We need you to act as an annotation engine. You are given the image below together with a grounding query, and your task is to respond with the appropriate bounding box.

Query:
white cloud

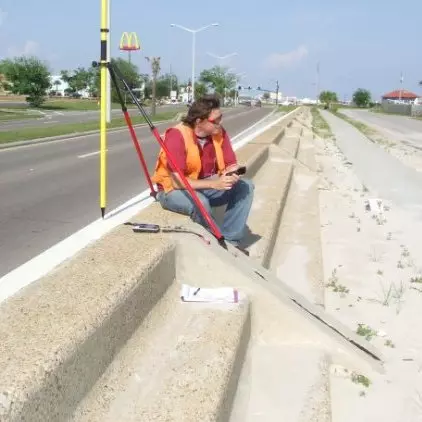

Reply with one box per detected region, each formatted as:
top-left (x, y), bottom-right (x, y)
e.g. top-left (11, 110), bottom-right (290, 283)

top-left (264, 45), bottom-right (309, 70)
top-left (0, 8), bottom-right (7, 27)
top-left (8, 40), bottom-right (40, 57)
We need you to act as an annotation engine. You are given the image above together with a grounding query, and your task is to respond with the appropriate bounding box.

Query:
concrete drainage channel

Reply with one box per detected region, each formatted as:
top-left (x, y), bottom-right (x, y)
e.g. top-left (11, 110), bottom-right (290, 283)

top-left (0, 108), bottom-right (383, 421)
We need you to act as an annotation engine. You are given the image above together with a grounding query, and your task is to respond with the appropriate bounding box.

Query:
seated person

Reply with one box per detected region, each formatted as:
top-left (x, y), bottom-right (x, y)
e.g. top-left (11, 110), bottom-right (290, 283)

top-left (151, 94), bottom-right (254, 253)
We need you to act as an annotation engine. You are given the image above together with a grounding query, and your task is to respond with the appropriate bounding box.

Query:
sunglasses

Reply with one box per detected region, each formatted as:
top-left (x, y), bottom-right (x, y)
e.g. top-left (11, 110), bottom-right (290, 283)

top-left (207, 114), bottom-right (223, 125)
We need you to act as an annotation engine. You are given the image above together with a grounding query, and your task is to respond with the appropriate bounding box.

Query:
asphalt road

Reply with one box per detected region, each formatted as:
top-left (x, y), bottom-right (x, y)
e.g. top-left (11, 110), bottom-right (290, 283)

top-left (0, 104), bottom-right (187, 132)
top-left (0, 106), bottom-right (273, 277)
top-left (321, 110), bottom-right (422, 214)
top-left (340, 108), bottom-right (422, 151)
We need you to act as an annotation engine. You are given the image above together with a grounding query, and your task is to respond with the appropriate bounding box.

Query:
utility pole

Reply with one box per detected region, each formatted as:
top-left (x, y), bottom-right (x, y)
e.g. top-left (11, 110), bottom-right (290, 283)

top-left (169, 64), bottom-right (172, 96)
top-left (275, 80), bottom-right (279, 105)
top-left (316, 61), bottom-right (320, 103)
top-left (399, 71), bottom-right (403, 102)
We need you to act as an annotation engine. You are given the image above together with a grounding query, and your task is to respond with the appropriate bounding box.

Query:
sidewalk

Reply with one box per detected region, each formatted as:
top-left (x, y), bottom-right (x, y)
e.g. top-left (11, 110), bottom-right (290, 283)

top-left (321, 110), bottom-right (422, 216)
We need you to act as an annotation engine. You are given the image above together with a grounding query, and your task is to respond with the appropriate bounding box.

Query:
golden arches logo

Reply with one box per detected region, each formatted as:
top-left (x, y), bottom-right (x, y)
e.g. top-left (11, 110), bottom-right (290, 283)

top-left (119, 32), bottom-right (141, 51)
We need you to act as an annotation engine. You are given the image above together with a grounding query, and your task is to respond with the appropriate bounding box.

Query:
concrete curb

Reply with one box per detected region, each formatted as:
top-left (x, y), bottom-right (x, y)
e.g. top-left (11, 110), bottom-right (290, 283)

top-left (0, 118), bottom-right (175, 150)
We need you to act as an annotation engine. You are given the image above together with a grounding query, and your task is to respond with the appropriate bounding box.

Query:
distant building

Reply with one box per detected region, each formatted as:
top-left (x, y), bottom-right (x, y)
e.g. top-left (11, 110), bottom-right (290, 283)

top-left (382, 89), bottom-right (419, 104)
top-left (48, 75), bottom-right (91, 98)
top-left (49, 75), bottom-right (68, 97)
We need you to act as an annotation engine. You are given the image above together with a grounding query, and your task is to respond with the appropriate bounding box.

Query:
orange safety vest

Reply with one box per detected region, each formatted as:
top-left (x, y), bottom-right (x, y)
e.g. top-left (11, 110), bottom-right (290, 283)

top-left (151, 123), bottom-right (226, 193)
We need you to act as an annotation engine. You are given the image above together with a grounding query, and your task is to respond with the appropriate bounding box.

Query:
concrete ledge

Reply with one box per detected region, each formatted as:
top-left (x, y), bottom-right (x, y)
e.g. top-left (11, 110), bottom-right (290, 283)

top-left (0, 232), bottom-right (177, 421)
top-left (73, 277), bottom-right (250, 422)
top-left (279, 133), bottom-right (301, 159)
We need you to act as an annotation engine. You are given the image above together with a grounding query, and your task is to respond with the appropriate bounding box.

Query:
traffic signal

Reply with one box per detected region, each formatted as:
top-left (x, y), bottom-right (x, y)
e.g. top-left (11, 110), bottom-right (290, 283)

top-left (238, 85), bottom-right (242, 90)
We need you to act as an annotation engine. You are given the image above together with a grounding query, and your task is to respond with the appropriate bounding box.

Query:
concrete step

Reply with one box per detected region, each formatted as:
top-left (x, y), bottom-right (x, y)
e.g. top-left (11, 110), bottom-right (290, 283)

top-left (230, 116), bottom-right (333, 422)
top-left (230, 346), bottom-right (331, 422)
top-left (246, 144), bottom-right (294, 267)
top-left (270, 133), bottom-right (324, 305)
top-left (73, 282), bottom-right (251, 422)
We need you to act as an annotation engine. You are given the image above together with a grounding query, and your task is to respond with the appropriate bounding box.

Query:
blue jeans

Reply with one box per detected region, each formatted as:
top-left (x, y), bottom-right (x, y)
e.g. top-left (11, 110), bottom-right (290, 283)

top-left (157, 179), bottom-right (254, 245)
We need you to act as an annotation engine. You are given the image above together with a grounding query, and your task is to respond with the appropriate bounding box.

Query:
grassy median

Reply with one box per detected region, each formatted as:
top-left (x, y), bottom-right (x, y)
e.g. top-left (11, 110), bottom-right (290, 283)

top-left (331, 109), bottom-right (378, 138)
top-left (278, 105), bottom-right (297, 113)
top-left (0, 110), bottom-right (41, 121)
top-left (0, 99), bottom-right (134, 112)
top-left (0, 111), bottom-right (177, 144)
top-left (311, 107), bottom-right (334, 139)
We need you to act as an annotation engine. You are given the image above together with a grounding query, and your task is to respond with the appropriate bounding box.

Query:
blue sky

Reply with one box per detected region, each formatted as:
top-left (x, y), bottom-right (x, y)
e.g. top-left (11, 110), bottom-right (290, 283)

top-left (0, 0), bottom-right (421, 100)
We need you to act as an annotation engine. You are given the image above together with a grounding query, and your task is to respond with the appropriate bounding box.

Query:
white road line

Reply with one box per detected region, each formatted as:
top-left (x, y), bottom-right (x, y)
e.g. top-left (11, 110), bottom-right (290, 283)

top-left (0, 108), bottom-right (295, 304)
top-left (44, 120), bottom-right (59, 124)
top-left (78, 150), bottom-right (109, 159)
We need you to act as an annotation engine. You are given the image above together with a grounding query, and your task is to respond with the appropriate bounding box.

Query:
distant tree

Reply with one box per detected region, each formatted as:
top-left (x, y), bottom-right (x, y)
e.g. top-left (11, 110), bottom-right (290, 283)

top-left (194, 82), bottom-right (208, 99)
top-left (53, 80), bottom-right (61, 94)
top-left (0, 72), bottom-right (10, 92)
top-left (155, 73), bottom-right (179, 99)
top-left (353, 88), bottom-right (371, 108)
top-left (319, 90), bottom-right (338, 108)
top-left (262, 92), bottom-right (270, 100)
top-left (60, 67), bottom-right (94, 95)
top-left (199, 66), bottom-right (238, 97)
top-left (90, 58), bottom-right (142, 103)
top-left (0, 56), bottom-right (51, 107)
top-left (228, 89), bottom-right (237, 100)
top-left (145, 56), bottom-right (161, 115)
top-left (140, 73), bottom-right (151, 100)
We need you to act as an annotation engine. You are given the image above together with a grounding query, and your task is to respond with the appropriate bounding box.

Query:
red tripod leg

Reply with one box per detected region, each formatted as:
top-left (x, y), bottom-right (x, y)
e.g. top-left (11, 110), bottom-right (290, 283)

top-left (122, 111), bottom-right (156, 198)
top-left (108, 63), bottom-right (226, 246)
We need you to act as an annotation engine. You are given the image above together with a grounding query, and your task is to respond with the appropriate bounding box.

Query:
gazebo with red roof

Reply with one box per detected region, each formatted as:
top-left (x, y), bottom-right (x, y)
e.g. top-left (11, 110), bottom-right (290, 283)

top-left (382, 89), bottom-right (418, 102)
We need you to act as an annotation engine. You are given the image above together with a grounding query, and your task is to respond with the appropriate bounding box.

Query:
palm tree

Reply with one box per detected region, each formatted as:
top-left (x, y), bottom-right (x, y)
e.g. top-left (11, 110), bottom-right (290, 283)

top-left (53, 80), bottom-right (61, 95)
top-left (145, 56), bottom-right (161, 116)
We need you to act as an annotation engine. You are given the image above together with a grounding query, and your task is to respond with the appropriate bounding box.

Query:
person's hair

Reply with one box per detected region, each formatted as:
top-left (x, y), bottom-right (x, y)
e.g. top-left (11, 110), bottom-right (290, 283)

top-left (182, 94), bottom-right (221, 127)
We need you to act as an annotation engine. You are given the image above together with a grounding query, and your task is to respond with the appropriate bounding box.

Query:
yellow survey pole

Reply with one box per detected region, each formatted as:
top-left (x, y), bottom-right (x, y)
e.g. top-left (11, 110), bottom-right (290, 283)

top-left (100, 0), bottom-right (109, 218)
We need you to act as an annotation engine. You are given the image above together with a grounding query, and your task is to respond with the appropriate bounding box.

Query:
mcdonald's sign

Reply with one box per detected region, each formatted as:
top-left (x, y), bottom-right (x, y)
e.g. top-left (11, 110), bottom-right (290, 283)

top-left (119, 32), bottom-right (141, 51)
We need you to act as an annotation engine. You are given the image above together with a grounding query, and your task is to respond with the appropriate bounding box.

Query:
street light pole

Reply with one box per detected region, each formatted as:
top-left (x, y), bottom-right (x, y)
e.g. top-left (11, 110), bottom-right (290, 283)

top-left (192, 31), bottom-right (196, 103)
top-left (171, 23), bottom-right (219, 103)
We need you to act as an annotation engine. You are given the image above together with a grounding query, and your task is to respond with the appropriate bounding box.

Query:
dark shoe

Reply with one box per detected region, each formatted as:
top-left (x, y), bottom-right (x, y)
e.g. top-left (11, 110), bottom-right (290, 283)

top-left (235, 246), bottom-right (250, 256)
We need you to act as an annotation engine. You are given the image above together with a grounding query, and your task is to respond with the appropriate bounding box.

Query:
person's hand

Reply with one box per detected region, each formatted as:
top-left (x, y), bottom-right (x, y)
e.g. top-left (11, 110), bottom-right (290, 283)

top-left (223, 164), bottom-right (240, 175)
top-left (212, 174), bottom-right (240, 190)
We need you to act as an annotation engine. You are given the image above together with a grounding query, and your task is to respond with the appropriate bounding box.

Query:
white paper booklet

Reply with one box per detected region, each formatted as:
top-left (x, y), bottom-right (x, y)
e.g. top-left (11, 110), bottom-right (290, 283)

top-left (180, 284), bottom-right (239, 303)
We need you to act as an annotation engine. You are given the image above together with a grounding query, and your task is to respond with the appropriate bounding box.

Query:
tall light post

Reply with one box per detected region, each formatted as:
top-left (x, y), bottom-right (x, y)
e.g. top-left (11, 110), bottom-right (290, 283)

top-left (170, 23), bottom-right (219, 102)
